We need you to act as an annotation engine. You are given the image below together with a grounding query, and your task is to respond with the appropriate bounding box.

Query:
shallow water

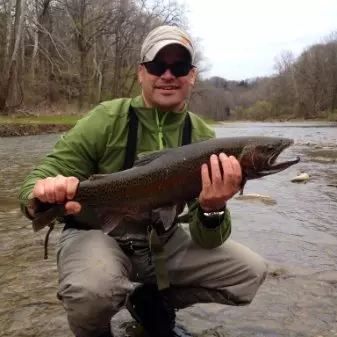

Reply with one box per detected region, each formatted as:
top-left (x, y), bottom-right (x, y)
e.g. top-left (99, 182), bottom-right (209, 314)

top-left (0, 122), bottom-right (336, 337)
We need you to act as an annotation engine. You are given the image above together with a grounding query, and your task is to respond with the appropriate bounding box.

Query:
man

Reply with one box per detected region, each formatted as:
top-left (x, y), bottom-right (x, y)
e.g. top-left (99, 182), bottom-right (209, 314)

top-left (19, 25), bottom-right (268, 337)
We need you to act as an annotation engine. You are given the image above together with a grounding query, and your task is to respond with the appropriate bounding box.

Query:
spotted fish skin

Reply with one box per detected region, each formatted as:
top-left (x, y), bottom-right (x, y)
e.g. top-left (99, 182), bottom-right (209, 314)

top-left (29, 136), bottom-right (300, 232)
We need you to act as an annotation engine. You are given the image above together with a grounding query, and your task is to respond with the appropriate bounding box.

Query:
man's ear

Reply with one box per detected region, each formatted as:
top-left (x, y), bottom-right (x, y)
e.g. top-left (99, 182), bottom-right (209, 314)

top-left (189, 67), bottom-right (197, 86)
top-left (137, 65), bottom-right (144, 84)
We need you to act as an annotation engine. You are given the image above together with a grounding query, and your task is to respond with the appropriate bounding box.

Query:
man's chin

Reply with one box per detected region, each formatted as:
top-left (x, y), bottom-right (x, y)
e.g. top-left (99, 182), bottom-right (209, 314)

top-left (154, 96), bottom-right (184, 111)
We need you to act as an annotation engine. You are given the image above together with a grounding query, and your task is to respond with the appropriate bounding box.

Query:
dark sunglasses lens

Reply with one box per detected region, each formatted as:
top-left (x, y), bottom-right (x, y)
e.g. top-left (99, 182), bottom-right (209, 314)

top-left (170, 62), bottom-right (192, 77)
top-left (144, 62), bottom-right (166, 76)
top-left (144, 62), bottom-right (192, 77)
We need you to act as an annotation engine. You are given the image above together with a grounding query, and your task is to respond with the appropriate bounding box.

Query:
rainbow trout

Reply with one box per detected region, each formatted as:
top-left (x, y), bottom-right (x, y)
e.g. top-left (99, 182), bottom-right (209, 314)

top-left (28, 136), bottom-right (300, 232)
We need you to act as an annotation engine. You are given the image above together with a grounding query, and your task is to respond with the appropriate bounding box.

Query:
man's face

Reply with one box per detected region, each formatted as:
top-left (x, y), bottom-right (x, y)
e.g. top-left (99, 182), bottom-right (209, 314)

top-left (138, 44), bottom-right (197, 111)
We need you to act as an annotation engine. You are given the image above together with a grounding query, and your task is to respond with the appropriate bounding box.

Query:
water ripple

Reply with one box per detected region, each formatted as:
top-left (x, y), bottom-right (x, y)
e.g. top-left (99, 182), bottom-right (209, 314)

top-left (1, 124), bottom-right (336, 336)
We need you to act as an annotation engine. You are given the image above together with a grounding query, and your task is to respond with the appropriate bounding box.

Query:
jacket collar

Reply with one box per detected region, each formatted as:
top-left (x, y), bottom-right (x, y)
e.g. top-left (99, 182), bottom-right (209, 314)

top-left (130, 95), bottom-right (188, 131)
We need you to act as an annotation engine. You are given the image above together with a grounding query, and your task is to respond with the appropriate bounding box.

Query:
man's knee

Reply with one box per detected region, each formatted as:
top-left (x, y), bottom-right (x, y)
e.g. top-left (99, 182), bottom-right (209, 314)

top-left (56, 229), bottom-right (135, 335)
top-left (242, 252), bottom-right (268, 293)
top-left (218, 246), bottom-right (268, 305)
top-left (59, 274), bottom-right (130, 311)
top-left (58, 274), bottom-right (133, 336)
top-left (167, 239), bottom-right (269, 309)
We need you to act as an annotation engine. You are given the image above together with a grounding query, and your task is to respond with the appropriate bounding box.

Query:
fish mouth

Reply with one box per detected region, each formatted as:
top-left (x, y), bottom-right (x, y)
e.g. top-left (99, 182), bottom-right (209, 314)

top-left (266, 156), bottom-right (301, 174)
top-left (262, 140), bottom-right (300, 175)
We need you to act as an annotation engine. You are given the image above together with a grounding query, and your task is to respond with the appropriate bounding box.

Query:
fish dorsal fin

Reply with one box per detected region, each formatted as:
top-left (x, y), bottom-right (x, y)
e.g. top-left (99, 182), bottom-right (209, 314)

top-left (88, 174), bottom-right (109, 181)
top-left (134, 149), bottom-right (169, 167)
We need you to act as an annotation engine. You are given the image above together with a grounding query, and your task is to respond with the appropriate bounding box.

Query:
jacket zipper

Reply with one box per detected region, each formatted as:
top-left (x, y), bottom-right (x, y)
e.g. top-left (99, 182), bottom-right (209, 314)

top-left (155, 109), bottom-right (168, 150)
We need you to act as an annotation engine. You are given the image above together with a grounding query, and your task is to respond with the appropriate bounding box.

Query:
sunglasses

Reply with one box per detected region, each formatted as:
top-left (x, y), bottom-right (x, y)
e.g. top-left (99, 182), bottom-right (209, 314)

top-left (142, 61), bottom-right (194, 77)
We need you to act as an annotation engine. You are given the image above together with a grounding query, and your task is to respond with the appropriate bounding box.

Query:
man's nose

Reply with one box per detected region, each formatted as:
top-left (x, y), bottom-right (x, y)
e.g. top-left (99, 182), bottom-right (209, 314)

top-left (160, 68), bottom-right (175, 79)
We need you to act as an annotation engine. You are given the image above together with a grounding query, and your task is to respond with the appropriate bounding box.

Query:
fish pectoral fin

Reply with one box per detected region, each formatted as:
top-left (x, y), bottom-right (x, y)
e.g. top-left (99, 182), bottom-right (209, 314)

top-left (239, 176), bottom-right (247, 195)
top-left (238, 144), bottom-right (256, 161)
top-left (134, 149), bottom-right (169, 167)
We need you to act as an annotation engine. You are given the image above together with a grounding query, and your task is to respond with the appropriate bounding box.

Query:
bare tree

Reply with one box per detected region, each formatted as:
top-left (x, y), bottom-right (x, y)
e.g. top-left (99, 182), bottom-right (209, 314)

top-left (0, 0), bottom-right (25, 111)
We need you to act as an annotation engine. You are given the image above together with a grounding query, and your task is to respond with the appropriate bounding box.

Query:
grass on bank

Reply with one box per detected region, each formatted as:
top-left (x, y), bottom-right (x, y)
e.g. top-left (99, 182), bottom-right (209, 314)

top-left (0, 115), bottom-right (82, 125)
top-left (0, 114), bottom-right (221, 126)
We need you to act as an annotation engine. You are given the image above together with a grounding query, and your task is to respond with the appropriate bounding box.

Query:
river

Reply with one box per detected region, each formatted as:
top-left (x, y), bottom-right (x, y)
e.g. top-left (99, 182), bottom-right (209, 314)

top-left (0, 122), bottom-right (336, 337)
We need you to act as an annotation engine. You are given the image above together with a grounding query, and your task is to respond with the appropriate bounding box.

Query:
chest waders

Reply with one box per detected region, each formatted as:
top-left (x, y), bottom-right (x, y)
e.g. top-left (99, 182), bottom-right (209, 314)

top-left (123, 105), bottom-right (192, 290)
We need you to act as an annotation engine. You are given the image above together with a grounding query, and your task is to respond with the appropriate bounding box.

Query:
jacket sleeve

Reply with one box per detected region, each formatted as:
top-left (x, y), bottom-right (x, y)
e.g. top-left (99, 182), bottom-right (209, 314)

top-left (187, 199), bottom-right (232, 249)
top-left (18, 104), bottom-right (111, 219)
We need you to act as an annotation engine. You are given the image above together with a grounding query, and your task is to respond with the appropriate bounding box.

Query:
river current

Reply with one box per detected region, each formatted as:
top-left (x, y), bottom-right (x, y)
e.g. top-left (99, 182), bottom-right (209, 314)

top-left (0, 122), bottom-right (336, 337)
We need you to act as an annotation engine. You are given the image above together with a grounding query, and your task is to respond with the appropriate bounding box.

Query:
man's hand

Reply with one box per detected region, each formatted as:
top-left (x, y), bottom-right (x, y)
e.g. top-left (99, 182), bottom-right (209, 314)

top-left (29, 175), bottom-right (81, 216)
top-left (198, 153), bottom-right (242, 212)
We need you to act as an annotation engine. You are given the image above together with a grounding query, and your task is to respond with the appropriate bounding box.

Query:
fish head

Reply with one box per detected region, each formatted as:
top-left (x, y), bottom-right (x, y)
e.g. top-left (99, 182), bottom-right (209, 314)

top-left (239, 137), bottom-right (300, 179)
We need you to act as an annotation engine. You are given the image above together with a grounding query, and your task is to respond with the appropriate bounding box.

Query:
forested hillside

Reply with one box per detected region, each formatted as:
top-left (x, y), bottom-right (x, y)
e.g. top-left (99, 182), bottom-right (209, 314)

top-left (190, 32), bottom-right (337, 121)
top-left (0, 0), bottom-right (336, 121)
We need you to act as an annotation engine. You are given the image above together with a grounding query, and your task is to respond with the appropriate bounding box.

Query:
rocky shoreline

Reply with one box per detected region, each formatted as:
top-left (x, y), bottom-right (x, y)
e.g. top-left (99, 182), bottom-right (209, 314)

top-left (0, 124), bottom-right (73, 137)
top-left (1, 119), bottom-right (336, 138)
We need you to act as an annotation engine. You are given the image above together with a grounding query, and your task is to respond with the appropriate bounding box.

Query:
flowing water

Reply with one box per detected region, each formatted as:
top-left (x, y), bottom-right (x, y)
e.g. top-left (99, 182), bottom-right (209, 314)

top-left (0, 122), bottom-right (336, 337)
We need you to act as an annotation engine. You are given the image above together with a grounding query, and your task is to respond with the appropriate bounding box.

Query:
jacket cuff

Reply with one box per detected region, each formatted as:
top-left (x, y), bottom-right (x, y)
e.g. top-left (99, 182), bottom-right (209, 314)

top-left (197, 203), bottom-right (226, 229)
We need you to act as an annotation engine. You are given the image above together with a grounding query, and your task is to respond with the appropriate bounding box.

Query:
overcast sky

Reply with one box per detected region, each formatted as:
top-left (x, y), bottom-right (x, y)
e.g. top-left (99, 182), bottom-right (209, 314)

top-left (180, 0), bottom-right (337, 80)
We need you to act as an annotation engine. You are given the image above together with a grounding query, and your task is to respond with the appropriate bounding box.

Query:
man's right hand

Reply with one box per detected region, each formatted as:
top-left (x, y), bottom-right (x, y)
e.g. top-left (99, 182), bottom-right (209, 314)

top-left (29, 175), bottom-right (81, 216)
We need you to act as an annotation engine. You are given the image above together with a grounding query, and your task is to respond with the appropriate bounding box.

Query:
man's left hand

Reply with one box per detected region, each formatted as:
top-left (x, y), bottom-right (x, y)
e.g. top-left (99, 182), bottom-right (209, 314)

top-left (198, 153), bottom-right (242, 212)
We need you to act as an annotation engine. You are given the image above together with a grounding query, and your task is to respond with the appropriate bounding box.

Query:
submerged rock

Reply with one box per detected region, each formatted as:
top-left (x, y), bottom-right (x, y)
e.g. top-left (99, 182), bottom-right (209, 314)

top-left (235, 193), bottom-right (277, 205)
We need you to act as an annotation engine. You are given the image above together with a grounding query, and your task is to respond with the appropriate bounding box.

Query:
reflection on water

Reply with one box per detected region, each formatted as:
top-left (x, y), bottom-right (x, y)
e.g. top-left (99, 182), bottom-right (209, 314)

top-left (0, 122), bottom-right (336, 337)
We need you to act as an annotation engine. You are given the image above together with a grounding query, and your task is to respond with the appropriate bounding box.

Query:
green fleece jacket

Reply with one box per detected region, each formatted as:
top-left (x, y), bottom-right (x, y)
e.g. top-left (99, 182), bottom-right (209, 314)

top-left (18, 95), bottom-right (231, 249)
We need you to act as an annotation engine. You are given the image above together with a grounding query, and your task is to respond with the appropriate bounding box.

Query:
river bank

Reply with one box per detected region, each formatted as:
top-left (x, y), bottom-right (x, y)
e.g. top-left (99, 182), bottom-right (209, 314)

top-left (0, 115), bottom-right (79, 137)
top-left (0, 124), bottom-right (72, 137)
top-left (1, 115), bottom-right (336, 137)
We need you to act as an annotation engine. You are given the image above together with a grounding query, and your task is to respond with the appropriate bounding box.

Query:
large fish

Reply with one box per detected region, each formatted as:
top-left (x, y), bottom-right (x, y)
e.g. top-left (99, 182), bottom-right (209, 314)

top-left (27, 136), bottom-right (300, 232)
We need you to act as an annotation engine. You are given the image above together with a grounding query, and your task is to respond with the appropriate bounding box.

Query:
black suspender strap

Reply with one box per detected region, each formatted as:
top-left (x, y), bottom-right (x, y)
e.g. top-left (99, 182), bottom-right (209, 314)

top-left (123, 106), bottom-right (139, 170)
top-left (181, 112), bottom-right (192, 146)
top-left (122, 106), bottom-right (192, 290)
top-left (122, 106), bottom-right (192, 170)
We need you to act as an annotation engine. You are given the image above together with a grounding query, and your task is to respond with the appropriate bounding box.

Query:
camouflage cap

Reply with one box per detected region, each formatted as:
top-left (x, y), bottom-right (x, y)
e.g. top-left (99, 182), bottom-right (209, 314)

top-left (140, 25), bottom-right (195, 65)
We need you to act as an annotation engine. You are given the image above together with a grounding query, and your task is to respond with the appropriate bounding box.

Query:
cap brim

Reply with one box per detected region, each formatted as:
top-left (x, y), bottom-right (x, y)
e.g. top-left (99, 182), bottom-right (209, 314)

top-left (143, 40), bottom-right (193, 63)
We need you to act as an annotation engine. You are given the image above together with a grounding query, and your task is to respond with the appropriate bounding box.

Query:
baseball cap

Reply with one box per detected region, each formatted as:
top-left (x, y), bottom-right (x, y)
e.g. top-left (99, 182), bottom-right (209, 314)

top-left (140, 25), bottom-right (195, 65)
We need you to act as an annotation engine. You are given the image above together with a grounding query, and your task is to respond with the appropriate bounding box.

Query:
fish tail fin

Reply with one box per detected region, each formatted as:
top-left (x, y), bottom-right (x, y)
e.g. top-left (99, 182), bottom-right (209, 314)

top-left (32, 202), bottom-right (66, 232)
